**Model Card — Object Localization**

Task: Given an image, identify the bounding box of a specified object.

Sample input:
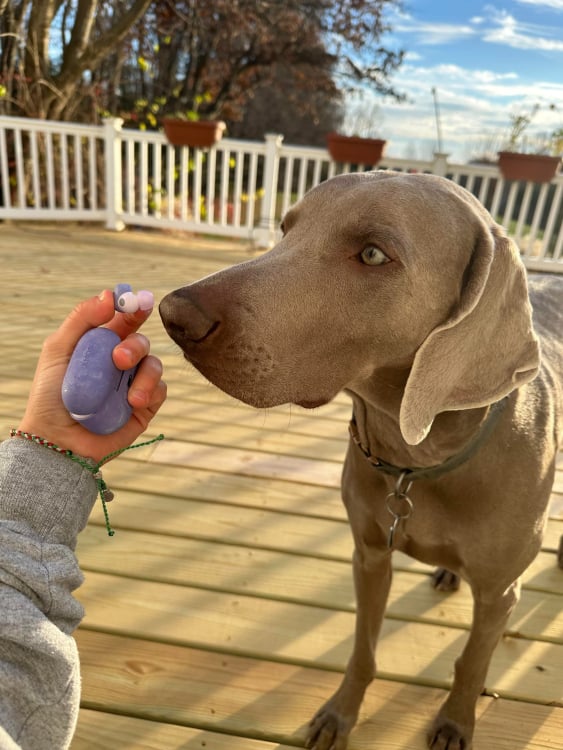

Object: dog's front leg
[306,546,392,750]
[428,579,521,750]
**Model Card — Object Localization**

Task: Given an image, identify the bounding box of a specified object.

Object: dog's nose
[159,288,219,346]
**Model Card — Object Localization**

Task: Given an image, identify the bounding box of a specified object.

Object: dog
[159,171,562,750]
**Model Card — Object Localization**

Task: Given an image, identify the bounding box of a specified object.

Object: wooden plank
[87,490,352,558]
[76,571,563,704]
[522,547,563,592]
[86,490,562,569]
[75,630,563,750]
[91,466,348,521]
[90,456,563,531]
[76,527,563,639]
[72,710,298,750]
[145,439,343,488]
[551,489,563,517]
[152,416,347,462]
[544,518,563,549]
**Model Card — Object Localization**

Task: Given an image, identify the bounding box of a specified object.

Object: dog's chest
[343,455,480,574]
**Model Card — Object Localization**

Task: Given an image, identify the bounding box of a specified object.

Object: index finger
[105,291,155,340]
[106,306,154,340]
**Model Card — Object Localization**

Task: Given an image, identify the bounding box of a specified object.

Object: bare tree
[0,0,405,130]
[110,0,404,125]
[0,0,152,118]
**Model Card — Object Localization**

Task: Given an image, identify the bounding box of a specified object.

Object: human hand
[17,290,167,463]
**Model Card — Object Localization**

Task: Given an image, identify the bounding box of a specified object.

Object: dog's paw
[431,568,461,592]
[306,703,354,750]
[428,718,471,750]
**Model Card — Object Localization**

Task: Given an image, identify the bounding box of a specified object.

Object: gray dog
[160,171,562,750]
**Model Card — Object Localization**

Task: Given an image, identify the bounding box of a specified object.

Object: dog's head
[160,171,539,445]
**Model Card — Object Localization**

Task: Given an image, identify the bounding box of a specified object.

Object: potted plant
[162,116,226,148]
[162,93,226,148]
[497,104,562,183]
[326,132,387,165]
[326,98,387,165]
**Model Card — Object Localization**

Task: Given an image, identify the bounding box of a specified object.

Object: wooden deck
[0,222,561,749]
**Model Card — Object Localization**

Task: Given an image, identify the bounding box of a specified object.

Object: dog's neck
[345,369,493,468]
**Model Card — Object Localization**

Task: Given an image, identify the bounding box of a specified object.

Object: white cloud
[393,19,476,45]
[515,0,563,9]
[356,58,563,161]
[392,63,520,100]
[393,5,563,54]
[483,9,563,51]
[361,4,563,161]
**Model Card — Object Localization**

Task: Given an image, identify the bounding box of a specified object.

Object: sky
[350,0,563,162]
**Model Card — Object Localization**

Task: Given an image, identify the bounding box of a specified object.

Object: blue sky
[349,0,563,162]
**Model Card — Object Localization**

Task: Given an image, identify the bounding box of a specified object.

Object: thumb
[47,291,116,359]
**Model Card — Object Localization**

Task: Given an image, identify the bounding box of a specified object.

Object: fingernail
[129,389,147,405]
[118,346,134,362]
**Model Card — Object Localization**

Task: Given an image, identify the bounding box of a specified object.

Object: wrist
[8,429,165,537]
[0,438,100,545]
[16,413,78,454]
[10,429,116,536]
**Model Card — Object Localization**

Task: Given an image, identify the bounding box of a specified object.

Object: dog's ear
[400,228,540,445]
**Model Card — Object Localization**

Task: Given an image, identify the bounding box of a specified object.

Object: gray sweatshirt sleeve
[0,438,99,750]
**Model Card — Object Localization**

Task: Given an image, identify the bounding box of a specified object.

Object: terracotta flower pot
[326,133,387,165]
[497,151,561,183]
[162,119,226,148]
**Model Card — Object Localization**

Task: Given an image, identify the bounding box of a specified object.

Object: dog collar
[349,396,508,483]
[348,397,509,548]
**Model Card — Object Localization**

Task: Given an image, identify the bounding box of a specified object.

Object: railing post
[255,133,283,248]
[103,117,125,231]
[432,151,450,177]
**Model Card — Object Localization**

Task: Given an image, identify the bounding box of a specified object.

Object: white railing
[1,115,562,273]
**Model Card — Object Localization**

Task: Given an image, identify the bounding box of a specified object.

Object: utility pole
[431,87,443,153]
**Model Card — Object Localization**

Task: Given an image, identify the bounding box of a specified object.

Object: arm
[0,440,96,749]
[0,291,166,749]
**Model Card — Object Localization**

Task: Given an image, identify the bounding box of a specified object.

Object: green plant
[165,92,214,122]
[116,89,216,132]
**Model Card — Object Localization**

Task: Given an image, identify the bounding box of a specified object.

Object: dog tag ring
[386,472,414,549]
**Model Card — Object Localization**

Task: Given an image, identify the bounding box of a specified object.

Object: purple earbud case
[61,284,153,434]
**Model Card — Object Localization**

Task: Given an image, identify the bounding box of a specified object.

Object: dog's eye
[360,245,390,266]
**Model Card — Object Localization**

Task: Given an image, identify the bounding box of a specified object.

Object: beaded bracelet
[9,429,164,536]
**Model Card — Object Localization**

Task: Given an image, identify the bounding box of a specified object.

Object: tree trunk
[7,0,153,119]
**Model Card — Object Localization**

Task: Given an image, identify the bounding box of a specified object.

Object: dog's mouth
[175,340,332,411]
[295,398,329,409]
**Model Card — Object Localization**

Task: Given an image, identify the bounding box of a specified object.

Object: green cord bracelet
[9,430,165,536]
